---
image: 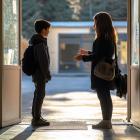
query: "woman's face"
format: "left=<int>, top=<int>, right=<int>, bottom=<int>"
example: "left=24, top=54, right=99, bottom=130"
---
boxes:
left=93, top=20, right=97, bottom=32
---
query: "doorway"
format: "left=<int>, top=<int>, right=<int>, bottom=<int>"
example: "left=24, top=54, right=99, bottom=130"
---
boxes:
left=0, top=0, right=138, bottom=129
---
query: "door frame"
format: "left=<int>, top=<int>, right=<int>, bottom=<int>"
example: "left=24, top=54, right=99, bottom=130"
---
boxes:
left=127, top=0, right=140, bottom=127
left=0, top=0, right=4, bottom=127
left=127, top=0, right=131, bottom=122
left=19, top=0, right=22, bottom=123
left=0, top=0, right=136, bottom=127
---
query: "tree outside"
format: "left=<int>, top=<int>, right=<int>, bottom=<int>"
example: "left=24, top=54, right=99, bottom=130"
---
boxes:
left=22, top=0, right=127, bottom=39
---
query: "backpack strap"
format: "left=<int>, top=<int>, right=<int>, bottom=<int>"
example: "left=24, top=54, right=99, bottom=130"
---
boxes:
left=33, top=40, right=46, bottom=67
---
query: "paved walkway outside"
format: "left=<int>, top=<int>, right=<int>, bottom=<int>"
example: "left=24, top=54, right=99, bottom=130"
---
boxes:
left=22, top=76, right=127, bottom=123
left=0, top=75, right=140, bottom=140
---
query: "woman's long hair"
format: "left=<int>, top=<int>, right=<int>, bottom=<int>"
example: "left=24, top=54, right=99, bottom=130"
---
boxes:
left=93, top=12, right=118, bottom=43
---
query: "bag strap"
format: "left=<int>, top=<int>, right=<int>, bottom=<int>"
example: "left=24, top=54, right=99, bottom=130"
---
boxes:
left=114, top=43, right=121, bottom=76
left=114, top=43, right=118, bottom=64
left=115, top=43, right=117, bottom=59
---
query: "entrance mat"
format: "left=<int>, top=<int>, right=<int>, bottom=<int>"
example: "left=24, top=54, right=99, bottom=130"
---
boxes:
left=33, top=121, right=87, bottom=130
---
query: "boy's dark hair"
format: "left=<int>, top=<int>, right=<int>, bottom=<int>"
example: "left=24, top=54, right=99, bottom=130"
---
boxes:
left=34, top=19, right=51, bottom=33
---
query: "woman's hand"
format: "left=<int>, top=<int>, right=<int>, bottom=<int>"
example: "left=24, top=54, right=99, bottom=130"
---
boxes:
left=74, top=53, right=83, bottom=61
left=80, top=49, right=88, bottom=55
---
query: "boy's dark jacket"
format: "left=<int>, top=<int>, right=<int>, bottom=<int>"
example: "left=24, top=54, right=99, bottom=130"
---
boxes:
left=82, top=34, right=115, bottom=90
left=29, top=34, right=51, bottom=83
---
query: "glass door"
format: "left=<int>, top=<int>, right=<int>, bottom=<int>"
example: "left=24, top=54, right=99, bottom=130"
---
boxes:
left=0, top=0, right=22, bottom=127
left=129, top=0, right=140, bottom=128
left=3, top=0, right=19, bottom=65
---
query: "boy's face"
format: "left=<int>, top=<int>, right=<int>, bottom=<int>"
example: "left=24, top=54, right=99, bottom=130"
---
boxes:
left=42, top=28, right=50, bottom=37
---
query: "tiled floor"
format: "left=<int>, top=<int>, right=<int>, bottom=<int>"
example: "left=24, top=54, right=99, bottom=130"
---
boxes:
left=0, top=123, right=140, bottom=140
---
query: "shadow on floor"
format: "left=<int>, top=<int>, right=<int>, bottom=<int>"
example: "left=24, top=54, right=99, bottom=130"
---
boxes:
left=0, top=124, right=140, bottom=140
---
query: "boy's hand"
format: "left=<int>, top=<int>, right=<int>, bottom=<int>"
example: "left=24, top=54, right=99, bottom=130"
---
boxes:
left=80, top=48, right=88, bottom=55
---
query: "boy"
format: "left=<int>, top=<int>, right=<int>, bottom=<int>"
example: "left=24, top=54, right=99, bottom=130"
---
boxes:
left=29, top=20, right=51, bottom=126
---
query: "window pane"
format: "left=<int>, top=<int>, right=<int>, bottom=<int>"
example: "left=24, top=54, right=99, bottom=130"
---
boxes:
left=117, top=34, right=127, bottom=73
left=3, top=0, right=19, bottom=65
left=60, top=43, right=80, bottom=71
left=60, top=36, right=81, bottom=40
left=131, top=0, right=139, bottom=66
left=60, top=43, right=80, bottom=62
left=83, top=34, right=95, bottom=41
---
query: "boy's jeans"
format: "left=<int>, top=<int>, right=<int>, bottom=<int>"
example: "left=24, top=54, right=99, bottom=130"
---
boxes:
left=32, top=81, right=46, bottom=120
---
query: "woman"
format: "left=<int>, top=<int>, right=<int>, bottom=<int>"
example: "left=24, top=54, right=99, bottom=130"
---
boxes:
left=74, top=12, right=118, bottom=129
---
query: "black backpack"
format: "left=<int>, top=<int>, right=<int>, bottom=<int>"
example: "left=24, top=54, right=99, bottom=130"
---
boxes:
left=22, top=41, right=43, bottom=76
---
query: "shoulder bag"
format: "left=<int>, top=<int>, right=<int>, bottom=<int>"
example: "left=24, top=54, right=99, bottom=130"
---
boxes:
left=94, top=43, right=118, bottom=81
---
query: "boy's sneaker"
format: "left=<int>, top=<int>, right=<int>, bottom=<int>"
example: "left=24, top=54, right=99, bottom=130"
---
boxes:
left=31, top=118, right=50, bottom=126
left=40, top=116, right=47, bottom=122
left=31, top=118, right=34, bottom=124
left=32, top=116, right=47, bottom=122
left=92, top=120, right=112, bottom=129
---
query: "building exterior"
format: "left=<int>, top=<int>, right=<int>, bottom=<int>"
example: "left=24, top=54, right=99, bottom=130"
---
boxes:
left=21, top=21, right=127, bottom=75
left=47, top=21, right=127, bottom=74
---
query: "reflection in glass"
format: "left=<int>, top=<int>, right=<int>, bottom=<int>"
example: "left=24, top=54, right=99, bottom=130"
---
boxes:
left=3, top=0, right=19, bottom=65
left=131, top=0, right=139, bottom=65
